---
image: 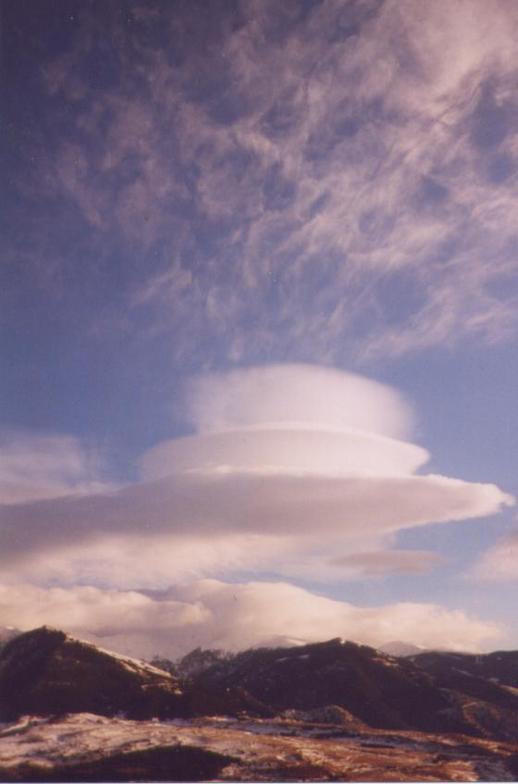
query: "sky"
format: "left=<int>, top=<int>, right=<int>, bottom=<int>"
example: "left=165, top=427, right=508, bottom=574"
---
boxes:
left=1, top=0, right=518, bottom=659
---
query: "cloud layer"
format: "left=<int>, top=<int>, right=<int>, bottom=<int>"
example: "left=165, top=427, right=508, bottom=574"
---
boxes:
left=0, top=579, right=501, bottom=659
left=0, top=366, right=512, bottom=592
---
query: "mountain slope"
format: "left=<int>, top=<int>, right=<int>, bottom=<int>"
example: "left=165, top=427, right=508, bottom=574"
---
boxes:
left=188, top=637, right=470, bottom=734
left=186, top=637, right=518, bottom=741
left=408, top=650, right=518, bottom=742
left=0, top=626, right=20, bottom=650
left=410, top=650, right=518, bottom=690
left=0, top=627, right=185, bottom=722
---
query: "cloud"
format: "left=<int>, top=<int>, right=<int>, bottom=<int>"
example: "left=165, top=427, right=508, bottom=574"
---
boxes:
left=140, top=428, right=428, bottom=480
left=0, top=579, right=501, bottom=659
left=0, top=366, right=512, bottom=587
left=0, top=433, right=112, bottom=505
left=470, top=530, right=518, bottom=581
left=0, top=583, right=207, bottom=647
left=7, top=0, right=518, bottom=363
left=182, top=364, right=414, bottom=439
left=329, top=549, right=444, bottom=577
left=0, top=472, right=509, bottom=584
left=0, top=368, right=511, bottom=653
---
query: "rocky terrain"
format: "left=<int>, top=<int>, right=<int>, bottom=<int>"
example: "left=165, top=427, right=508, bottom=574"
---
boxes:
left=1, top=627, right=518, bottom=781
left=2, top=712, right=518, bottom=782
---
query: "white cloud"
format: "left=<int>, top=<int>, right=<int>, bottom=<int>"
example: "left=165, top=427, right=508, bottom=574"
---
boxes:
left=183, top=365, right=414, bottom=439
left=0, top=583, right=207, bottom=645
left=470, top=531, right=518, bottom=581
left=140, top=428, right=428, bottom=480
left=167, top=579, right=501, bottom=655
left=3, top=531, right=289, bottom=590
left=0, top=433, right=112, bottom=504
left=0, top=366, right=512, bottom=587
left=0, top=368, right=508, bottom=655
left=0, top=579, right=501, bottom=659
left=0, top=441, right=511, bottom=582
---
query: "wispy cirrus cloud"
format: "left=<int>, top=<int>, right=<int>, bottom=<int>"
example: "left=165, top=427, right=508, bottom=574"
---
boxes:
left=5, top=0, right=518, bottom=363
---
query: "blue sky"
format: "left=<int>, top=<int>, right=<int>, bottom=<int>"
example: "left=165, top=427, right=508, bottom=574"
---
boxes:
left=1, top=0, right=518, bottom=657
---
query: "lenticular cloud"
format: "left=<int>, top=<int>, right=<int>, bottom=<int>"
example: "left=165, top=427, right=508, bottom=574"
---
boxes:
left=0, top=364, right=513, bottom=586
left=183, top=365, right=414, bottom=438
left=144, top=364, right=432, bottom=480
left=141, top=364, right=511, bottom=534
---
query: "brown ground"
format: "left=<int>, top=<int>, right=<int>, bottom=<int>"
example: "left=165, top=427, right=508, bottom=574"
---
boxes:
left=1, top=713, right=518, bottom=782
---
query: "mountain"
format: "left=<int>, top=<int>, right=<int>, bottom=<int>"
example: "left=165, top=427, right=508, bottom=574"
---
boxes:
left=186, top=637, right=466, bottom=733
left=186, top=637, right=518, bottom=740
left=0, top=627, right=269, bottom=723
left=0, top=626, right=186, bottom=722
left=176, top=647, right=229, bottom=678
left=408, top=649, right=518, bottom=742
left=410, top=649, right=518, bottom=689
left=2, top=628, right=518, bottom=743
left=2, top=629, right=518, bottom=781
left=0, top=626, right=20, bottom=649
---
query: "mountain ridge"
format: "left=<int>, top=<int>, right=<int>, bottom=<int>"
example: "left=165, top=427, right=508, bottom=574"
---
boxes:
left=0, top=626, right=185, bottom=722
left=2, top=627, right=518, bottom=781
left=2, top=627, right=518, bottom=741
